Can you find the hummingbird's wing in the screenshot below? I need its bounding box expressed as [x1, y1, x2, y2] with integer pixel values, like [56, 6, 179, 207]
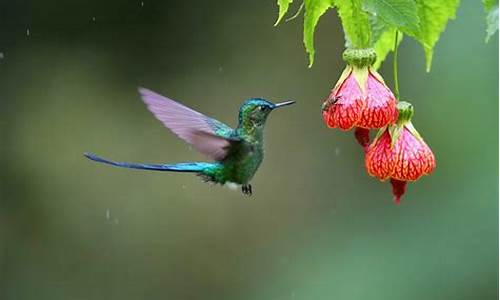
[139, 87, 237, 161]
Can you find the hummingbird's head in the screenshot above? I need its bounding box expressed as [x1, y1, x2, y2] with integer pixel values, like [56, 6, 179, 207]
[238, 98, 295, 128]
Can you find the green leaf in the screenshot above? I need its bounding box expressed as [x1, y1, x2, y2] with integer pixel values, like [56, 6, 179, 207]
[303, 0, 335, 67]
[275, 0, 294, 26]
[333, 0, 371, 48]
[362, 0, 420, 35]
[484, 0, 499, 42]
[413, 0, 460, 72]
[368, 12, 390, 44]
[367, 14, 403, 69]
[372, 27, 403, 69]
[484, 0, 497, 11]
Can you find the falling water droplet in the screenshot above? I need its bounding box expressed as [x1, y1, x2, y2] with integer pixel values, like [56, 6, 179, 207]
[140, 1, 144, 6]
[26, 29, 30, 36]
[92, 16, 96, 22]
[334, 147, 341, 156]
[0, 52, 4, 59]
[105, 209, 111, 220]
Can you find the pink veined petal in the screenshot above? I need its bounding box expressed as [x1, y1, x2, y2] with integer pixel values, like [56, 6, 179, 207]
[326, 71, 365, 131]
[357, 71, 398, 129]
[365, 130, 398, 181]
[392, 128, 436, 181]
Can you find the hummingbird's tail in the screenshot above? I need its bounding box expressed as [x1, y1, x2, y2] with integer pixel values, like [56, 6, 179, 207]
[84, 152, 215, 173]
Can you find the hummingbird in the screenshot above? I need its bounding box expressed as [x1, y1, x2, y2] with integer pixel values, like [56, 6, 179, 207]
[84, 88, 295, 196]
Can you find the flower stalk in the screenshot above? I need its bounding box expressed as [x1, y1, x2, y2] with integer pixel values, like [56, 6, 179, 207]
[393, 30, 400, 100]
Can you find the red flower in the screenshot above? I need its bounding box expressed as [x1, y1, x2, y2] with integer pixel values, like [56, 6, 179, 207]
[359, 70, 399, 129]
[322, 69, 364, 130]
[322, 49, 398, 131]
[365, 102, 436, 204]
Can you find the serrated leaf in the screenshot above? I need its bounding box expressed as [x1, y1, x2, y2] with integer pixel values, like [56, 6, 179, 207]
[368, 12, 390, 44]
[275, 0, 294, 26]
[372, 27, 403, 69]
[333, 0, 371, 48]
[303, 0, 335, 67]
[368, 14, 403, 69]
[363, 0, 420, 35]
[485, 3, 499, 42]
[414, 0, 460, 72]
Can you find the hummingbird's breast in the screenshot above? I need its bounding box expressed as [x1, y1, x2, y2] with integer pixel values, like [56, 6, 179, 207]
[222, 140, 263, 185]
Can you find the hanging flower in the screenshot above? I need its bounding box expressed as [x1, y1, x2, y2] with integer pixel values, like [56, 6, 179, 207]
[365, 102, 436, 204]
[322, 48, 398, 132]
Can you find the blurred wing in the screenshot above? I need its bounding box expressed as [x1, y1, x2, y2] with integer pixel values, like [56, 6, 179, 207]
[139, 87, 235, 161]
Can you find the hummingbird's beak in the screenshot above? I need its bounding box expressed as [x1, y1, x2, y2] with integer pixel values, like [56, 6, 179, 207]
[273, 100, 295, 109]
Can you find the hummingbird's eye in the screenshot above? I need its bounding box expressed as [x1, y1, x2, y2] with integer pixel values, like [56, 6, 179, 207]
[258, 105, 266, 111]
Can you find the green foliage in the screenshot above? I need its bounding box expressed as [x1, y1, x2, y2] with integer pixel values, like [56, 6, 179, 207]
[484, 0, 497, 10]
[483, 0, 499, 42]
[373, 27, 402, 69]
[274, 0, 461, 70]
[275, 0, 294, 25]
[334, 0, 371, 48]
[365, 0, 413, 69]
[413, 0, 460, 71]
[363, 0, 420, 35]
[304, 0, 335, 67]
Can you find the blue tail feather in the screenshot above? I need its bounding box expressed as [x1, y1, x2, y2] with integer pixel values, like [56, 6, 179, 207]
[84, 152, 213, 173]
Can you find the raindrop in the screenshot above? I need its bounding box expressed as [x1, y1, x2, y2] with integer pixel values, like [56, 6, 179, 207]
[140, 1, 144, 6]
[105, 209, 111, 220]
[0, 52, 4, 59]
[26, 29, 30, 36]
[92, 16, 96, 22]
[334, 147, 341, 156]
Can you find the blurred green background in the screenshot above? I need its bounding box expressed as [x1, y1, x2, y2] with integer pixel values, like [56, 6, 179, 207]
[0, 1, 498, 299]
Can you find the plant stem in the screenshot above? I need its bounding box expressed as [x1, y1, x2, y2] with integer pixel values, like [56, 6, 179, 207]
[285, 2, 304, 22]
[393, 30, 400, 100]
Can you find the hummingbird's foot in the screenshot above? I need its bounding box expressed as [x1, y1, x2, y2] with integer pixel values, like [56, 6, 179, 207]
[241, 184, 252, 196]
